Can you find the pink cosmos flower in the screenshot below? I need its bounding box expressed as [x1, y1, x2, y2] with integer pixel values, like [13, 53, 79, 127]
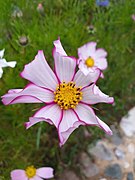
[37, 3, 44, 14]
[2, 39, 114, 146]
[78, 42, 108, 76]
[11, 165, 54, 180]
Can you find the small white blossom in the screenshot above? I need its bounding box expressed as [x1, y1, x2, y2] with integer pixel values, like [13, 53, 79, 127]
[0, 49, 17, 78]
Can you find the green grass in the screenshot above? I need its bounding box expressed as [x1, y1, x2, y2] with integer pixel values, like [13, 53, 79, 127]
[0, 0, 135, 179]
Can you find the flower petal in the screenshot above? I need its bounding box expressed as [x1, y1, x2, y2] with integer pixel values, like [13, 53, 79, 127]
[73, 69, 100, 88]
[78, 61, 94, 76]
[0, 49, 5, 58]
[53, 38, 67, 56]
[25, 117, 53, 129]
[81, 84, 114, 104]
[78, 42, 97, 60]
[94, 58, 107, 70]
[74, 103, 112, 135]
[6, 61, 17, 68]
[0, 67, 3, 78]
[94, 48, 107, 59]
[2, 84, 54, 105]
[74, 103, 98, 125]
[96, 116, 112, 135]
[100, 72, 104, 78]
[54, 53, 76, 83]
[0, 59, 8, 67]
[53, 38, 76, 82]
[21, 50, 58, 91]
[29, 176, 42, 180]
[36, 167, 54, 179]
[26, 104, 62, 128]
[58, 109, 84, 146]
[0, 58, 16, 68]
[11, 170, 28, 180]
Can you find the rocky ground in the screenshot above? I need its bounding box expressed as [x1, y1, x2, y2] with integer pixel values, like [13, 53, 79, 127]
[57, 107, 135, 180]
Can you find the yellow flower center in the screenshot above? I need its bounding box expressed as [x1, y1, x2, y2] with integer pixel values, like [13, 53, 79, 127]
[54, 81, 82, 110]
[25, 166, 36, 178]
[85, 57, 94, 67]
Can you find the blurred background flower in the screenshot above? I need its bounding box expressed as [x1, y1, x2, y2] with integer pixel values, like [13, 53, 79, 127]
[96, 0, 110, 7]
[11, 5, 23, 18]
[11, 165, 54, 180]
[131, 14, 135, 21]
[0, 49, 16, 78]
[37, 3, 45, 16]
[18, 36, 29, 46]
[86, 25, 97, 34]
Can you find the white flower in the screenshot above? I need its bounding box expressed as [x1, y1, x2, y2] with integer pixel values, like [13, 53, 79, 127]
[0, 49, 17, 78]
[78, 42, 108, 76]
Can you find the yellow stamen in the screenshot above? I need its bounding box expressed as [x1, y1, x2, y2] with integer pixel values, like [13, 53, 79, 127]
[54, 81, 83, 110]
[25, 166, 36, 178]
[85, 57, 94, 67]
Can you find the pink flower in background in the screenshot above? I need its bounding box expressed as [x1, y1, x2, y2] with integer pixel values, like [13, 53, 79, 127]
[131, 14, 135, 21]
[37, 3, 44, 15]
[2, 39, 114, 146]
[11, 165, 54, 180]
[78, 42, 108, 76]
[0, 49, 16, 78]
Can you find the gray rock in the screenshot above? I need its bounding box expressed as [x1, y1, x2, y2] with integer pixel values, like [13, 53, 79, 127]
[104, 164, 122, 179]
[80, 152, 99, 178]
[133, 159, 135, 172]
[107, 125, 123, 145]
[114, 148, 125, 159]
[57, 170, 80, 180]
[128, 143, 135, 153]
[111, 133, 123, 146]
[120, 107, 135, 137]
[127, 172, 134, 180]
[88, 142, 113, 161]
[123, 161, 130, 169]
[83, 129, 92, 138]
